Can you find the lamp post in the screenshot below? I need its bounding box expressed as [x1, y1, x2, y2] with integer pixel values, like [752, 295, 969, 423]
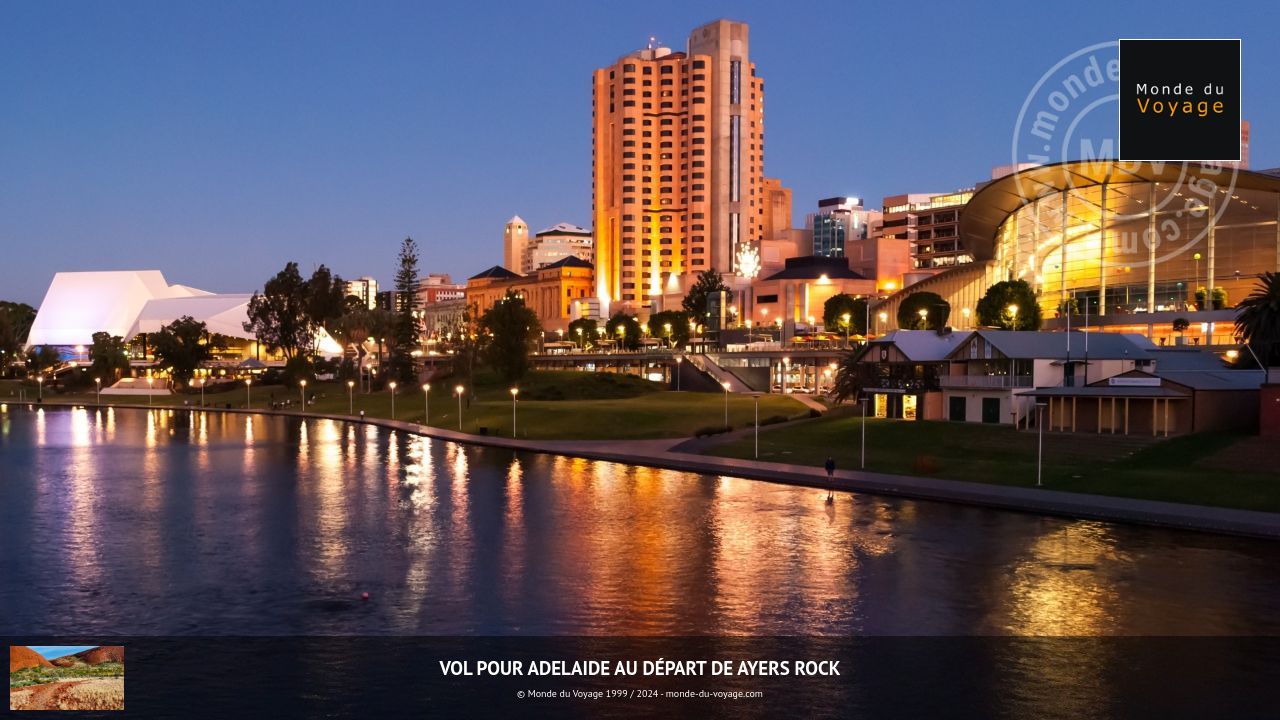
[860, 396, 869, 470]
[347, 380, 355, 415]
[510, 386, 519, 437]
[36, 375, 43, 402]
[198, 378, 205, 408]
[455, 385, 465, 431]
[918, 308, 928, 329]
[878, 311, 888, 334]
[751, 392, 761, 458]
[299, 379, 307, 409]
[1007, 304, 1019, 330]
[1194, 252, 1202, 304]
[576, 327, 583, 350]
[94, 377, 101, 406]
[664, 322, 672, 348]
[782, 356, 790, 395]
[722, 381, 731, 428]
[961, 307, 972, 328]
[245, 377, 252, 408]
[675, 355, 683, 391]
[842, 312, 852, 347]
[147, 376, 154, 406]
[422, 383, 431, 425]
[388, 380, 397, 419]
[1036, 402, 1048, 486]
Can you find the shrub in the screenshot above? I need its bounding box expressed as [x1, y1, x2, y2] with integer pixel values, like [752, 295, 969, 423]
[760, 415, 789, 426]
[693, 424, 733, 437]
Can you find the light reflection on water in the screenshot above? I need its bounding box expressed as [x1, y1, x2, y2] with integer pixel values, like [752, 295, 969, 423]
[1, 406, 1279, 637]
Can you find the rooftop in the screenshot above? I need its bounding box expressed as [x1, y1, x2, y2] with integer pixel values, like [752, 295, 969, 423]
[762, 256, 867, 281]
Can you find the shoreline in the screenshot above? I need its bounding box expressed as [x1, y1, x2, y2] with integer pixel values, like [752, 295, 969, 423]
[15, 399, 1280, 540]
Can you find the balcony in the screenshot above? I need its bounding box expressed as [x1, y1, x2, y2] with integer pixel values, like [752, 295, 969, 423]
[939, 375, 1033, 389]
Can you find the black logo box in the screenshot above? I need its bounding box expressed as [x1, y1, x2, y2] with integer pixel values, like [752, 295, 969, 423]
[1119, 39, 1241, 162]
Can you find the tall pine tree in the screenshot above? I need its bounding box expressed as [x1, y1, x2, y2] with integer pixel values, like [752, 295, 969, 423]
[388, 237, 421, 382]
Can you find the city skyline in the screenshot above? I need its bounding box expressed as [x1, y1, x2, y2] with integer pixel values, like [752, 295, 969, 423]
[4, 1, 1280, 304]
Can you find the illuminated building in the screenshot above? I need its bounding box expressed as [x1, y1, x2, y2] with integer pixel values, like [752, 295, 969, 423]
[465, 257, 595, 332]
[875, 161, 1280, 346]
[592, 19, 765, 311]
[344, 276, 379, 309]
[880, 189, 975, 271]
[503, 216, 529, 275]
[527, 223, 594, 274]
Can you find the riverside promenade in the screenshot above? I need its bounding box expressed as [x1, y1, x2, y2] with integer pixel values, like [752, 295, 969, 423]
[22, 400, 1280, 539]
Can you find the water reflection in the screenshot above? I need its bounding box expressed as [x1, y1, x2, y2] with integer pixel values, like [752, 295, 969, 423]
[2, 406, 1279, 638]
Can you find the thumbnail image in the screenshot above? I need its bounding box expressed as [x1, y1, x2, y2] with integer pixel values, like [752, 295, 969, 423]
[9, 646, 124, 712]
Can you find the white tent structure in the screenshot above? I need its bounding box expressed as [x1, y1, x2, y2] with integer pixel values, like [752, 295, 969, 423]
[26, 270, 344, 357]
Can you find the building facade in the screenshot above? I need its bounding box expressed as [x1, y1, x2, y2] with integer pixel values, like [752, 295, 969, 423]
[344, 276, 379, 309]
[527, 223, 594, 273]
[880, 190, 974, 271]
[465, 257, 595, 333]
[416, 273, 466, 305]
[592, 19, 765, 311]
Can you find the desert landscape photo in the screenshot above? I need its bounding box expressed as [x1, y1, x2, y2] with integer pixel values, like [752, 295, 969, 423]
[9, 645, 124, 711]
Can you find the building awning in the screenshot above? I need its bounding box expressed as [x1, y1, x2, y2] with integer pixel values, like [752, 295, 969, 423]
[1021, 386, 1188, 399]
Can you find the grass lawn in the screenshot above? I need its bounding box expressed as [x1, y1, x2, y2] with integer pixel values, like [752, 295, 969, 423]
[705, 410, 1280, 513]
[0, 371, 809, 441]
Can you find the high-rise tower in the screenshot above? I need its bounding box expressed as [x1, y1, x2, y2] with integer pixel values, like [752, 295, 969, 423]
[592, 19, 765, 311]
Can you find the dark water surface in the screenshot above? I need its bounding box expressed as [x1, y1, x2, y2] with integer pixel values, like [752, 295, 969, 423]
[3, 406, 1279, 637]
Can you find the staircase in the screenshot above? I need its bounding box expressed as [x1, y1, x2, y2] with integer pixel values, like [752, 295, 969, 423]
[686, 354, 751, 392]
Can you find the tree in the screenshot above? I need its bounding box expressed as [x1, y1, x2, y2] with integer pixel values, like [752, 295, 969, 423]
[479, 291, 540, 382]
[1172, 317, 1190, 339]
[25, 345, 61, 377]
[976, 280, 1041, 330]
[244, 262, 312, 360]
[151, 316, 212, 386]
[682, 268, 730, 319]
[387, 237, 421, 382]
[88, 332, 130, 384]
[605, 312, 642, 350]
[305, 265, 347, 342]
[823, 294, 867, 336]
[648, 310, 690, 348]
[0, 301, 35, 373]
[567, 318, 598, 349]
[898, 292, 950, 330]
[1235, 271, 1280, 366]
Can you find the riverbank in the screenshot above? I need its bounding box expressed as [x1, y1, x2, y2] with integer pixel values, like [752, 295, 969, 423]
[11, 399, 1280, 539]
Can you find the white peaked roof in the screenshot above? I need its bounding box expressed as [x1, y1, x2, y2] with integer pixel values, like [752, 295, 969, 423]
[128, 293, 255, 339]
[27, 270, 212, 347]
[507, 215, 526, 226]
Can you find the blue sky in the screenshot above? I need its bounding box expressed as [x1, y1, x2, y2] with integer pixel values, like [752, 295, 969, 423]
[3, 0, 1278, 304]
[28, 645, 96, 659]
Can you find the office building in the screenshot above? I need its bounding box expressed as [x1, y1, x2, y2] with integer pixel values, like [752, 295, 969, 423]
[465, 257, 595, 332]
[344, 276, 379, 309]
[880, 189, 974, 271]
[527, 223, 594, 273]
[417, 273, 466, 305]
[503, 216, 529, 273]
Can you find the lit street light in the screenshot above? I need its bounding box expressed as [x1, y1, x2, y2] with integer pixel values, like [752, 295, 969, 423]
[675, 355, 683, 391]
[751, 391, 761, 458]
[842, 312, 852, 347]
[388, 380, 397, 419]
[722, 381, 731, 427]
[1007, 304, 1020, 330]
[860, 396, 869, 469]
[299, 379, 307, 409]
[147, 376, 154, 406]
[347, 380, 355, 415]
[94, 377, 101, 406]
[198, 377, 205, 408]
[878, 311, 888, 334]
[36, 375, 44, 402]
[455, 385, 465, 431]
[782, 356, 791, 395]
[510, 386, 519, 437]
[245, 377, 252, 408]
[422, 383, 431, 425]
[1036, 402, 1048, 486]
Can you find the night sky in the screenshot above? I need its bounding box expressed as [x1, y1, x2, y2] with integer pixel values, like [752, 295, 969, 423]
[3, 0, 1277, 304]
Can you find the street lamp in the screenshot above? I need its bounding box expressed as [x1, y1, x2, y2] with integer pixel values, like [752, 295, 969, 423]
[388, 380, 397, 419]
[510, 386, 519, 437]
[860, 396, 869, 469]
[878, 311, 888, 334]
[245, 377, 252, 408]
[94, 377, 101, 406]
[422, 383, 431, 425]
[722, 381, 731, 427]
[842, 312, 852, 347]
[663, 322, 672, 347]
[782, 356, 791, 395]
[576, 326, 583, 350]
[751, 392, 761, 458]
[347, 380, 355, 415]
[198, 378, 205, 408]
[1036, 402, 1048, 486]
[147, 376, 154, 406]
[918, 308, 928, 329]
[675, 355, 683, 391]
[1007, 304, 1019, 330]
[36, 375, 44, 402]
[455, 385, 465, 430]
[299, 379, 307, 409]
[961, 307, 971, 327]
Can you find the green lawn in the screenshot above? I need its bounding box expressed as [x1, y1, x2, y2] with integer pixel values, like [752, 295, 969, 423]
[705, 410, 1280, 513]
[0, 371, 809, 441]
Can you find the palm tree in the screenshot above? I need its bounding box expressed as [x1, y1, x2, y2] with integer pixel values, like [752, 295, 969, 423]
[1235, 272, 1280, 366]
